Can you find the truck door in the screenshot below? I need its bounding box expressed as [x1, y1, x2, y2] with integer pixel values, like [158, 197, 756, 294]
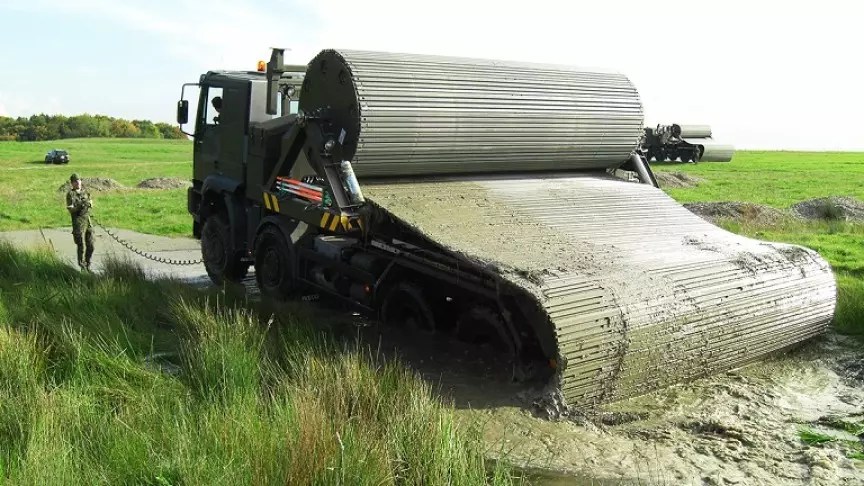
[215, 83, 248, 181]
[193, 80, 249, 183]
[194, 85, 223, 182]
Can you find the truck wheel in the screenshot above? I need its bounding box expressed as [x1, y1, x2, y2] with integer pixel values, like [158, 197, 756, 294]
[455, 305, 515, 356]
[380, 281, 436, 333]
[201, 213, 248, 285]
[254, 225, 297, 300]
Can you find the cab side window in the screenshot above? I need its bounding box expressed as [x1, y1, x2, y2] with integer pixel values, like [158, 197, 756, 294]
[205, 87, 224, 125]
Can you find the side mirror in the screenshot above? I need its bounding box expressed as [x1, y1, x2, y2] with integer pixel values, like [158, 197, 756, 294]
[177, 100, 189, 125]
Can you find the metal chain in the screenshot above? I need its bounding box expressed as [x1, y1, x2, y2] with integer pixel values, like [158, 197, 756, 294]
[90, 214, 204, 266]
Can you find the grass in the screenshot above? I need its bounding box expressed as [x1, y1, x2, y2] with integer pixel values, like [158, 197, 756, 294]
[797, 422, 864, 462]
[0, 138, 193, 236]
[652, 151, 864, 207]
[797, 428, 838, 446]
[0, 241, 518, 485]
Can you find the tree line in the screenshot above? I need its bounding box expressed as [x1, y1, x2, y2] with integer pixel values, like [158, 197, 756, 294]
[0, 114, 187, 141]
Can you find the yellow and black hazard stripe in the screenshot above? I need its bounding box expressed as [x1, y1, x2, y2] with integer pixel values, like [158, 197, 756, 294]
[319, 212, 365, 232]
[262, 192, 281, 213]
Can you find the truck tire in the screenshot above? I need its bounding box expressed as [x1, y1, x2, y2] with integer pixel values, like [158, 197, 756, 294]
[455, 305, 515, 355]
[253, 225, 297, 300]
[380, 281, 436, 333]
[201, 213, 249, 285]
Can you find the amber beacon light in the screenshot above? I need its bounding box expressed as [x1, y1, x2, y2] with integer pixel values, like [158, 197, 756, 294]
[257, 60, 266, 72]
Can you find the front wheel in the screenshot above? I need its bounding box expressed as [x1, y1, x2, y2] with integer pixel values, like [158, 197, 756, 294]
[253, 225, 297, 300]
[201, 213, 249, 285]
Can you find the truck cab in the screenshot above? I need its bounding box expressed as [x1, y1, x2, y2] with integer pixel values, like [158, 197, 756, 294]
[176, 61, 308, 284]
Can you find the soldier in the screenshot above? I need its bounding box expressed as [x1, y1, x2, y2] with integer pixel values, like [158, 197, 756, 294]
[65, 173, 95, 271]
[211, 96, 222, 124]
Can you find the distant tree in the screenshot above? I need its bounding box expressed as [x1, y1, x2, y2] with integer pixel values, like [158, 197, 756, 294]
[109, 119, 140, 138]
[132, 119, 161, 138]
[0, 113, 189, 141]
[155, 122, 186, 139]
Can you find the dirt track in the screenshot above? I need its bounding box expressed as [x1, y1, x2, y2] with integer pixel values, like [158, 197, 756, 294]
[0, 226, 209, 283]
[1, 226, 862, 485]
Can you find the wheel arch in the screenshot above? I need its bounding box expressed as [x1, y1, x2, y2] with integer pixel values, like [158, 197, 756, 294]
[253, 215, 310, 251]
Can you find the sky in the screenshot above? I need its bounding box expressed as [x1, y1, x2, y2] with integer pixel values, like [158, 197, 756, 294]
[0, 0, 861, 151]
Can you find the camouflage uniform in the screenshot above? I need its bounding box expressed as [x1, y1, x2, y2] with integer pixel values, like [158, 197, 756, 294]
[66, 174, 94, 270]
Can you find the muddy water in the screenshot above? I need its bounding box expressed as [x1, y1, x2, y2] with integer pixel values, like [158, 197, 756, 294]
[458, 332, 864, 485]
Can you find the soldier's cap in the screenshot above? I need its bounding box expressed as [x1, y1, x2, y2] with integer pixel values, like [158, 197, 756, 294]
[70, 173, 79, 182]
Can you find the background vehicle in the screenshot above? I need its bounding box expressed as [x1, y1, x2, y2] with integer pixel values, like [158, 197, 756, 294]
[175, 48, 835, 411]
[638, 123, 735, 163]
[45, 149, 69, 164]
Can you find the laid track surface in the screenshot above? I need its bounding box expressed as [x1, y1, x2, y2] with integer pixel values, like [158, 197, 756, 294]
[361, 171, 837, 409]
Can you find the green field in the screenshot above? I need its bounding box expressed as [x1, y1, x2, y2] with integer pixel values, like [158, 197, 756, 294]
[0, 138, 193, 236]
[653, 151, 864, 207]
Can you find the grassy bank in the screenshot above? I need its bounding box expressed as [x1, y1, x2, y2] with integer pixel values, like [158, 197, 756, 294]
[652, 151, 864, 207]
[0, 241, 516, 485]
[0, 138, 192, 235]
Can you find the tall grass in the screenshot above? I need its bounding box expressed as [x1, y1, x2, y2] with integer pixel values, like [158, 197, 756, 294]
[0, 241, 517, 485]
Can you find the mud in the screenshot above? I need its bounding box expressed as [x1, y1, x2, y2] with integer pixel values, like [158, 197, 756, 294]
[56, 177, 125, 193]
[654, 171, 705, 189]
[685, 201, 791, 225]
[453, 332, 864, 486]
[792, 197, 864, 222]
[136, 177, 191, 190]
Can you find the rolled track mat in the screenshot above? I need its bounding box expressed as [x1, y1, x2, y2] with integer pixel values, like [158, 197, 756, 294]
[695, 141, 736, 162]
[361, 172, 836, 408]
[298, 49, 645, 178]
[678, 124, 713, 138]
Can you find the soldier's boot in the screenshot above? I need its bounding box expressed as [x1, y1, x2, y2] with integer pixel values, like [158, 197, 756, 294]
[73, 231, 85, 270]
[84, 228, 95, 271]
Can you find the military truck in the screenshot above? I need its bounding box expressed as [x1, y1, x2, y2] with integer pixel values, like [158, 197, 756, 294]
[639, 123, 735, 163]
[176, 48, 835, 411]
